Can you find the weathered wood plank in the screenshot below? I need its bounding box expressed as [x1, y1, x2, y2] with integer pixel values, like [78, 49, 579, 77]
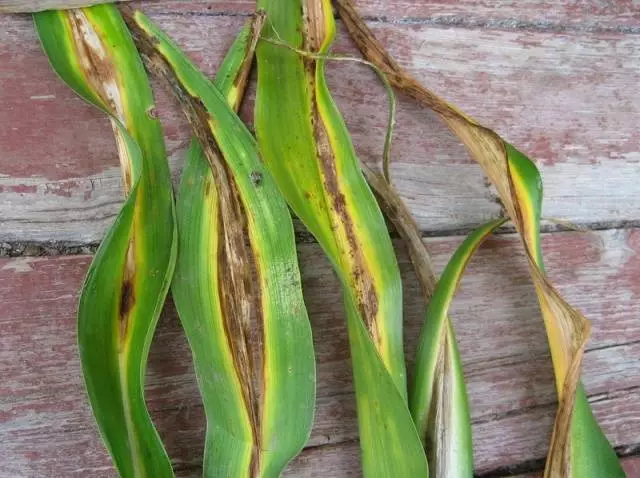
[1, 14, 638, 242]
[0, 0, 130, 12]
[5, 0, 634, 29]
[336, 0, 640, 28]
[2, 229, 638, 475]
[289, 448, 640, 478]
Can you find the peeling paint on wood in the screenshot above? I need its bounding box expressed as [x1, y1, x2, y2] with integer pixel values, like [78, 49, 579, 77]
[5, 0, 631, 30]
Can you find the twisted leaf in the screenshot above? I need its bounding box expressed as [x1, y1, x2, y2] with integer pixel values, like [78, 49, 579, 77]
[365, 168, 506, 477]
[122, 9, 316, 477]
[335, 1, 624, 476]
[35, 6, 176, 477]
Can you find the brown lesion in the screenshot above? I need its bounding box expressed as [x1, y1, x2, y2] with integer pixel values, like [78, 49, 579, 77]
[302, 0, 326, 53]
[214, 158, 263, 476]
[117, 241, 136, 344]
[67, 11, 137, 193]
[302, 0, 380, 341]
[228, 11, 266, 112]
[314, 112, 379, 336]
[66, 10, 139, 343]
[67, 10, 125, 120]
[111, 125, 134, 194]
[119, 278, 135, 320]
[122, 10, 265, 475]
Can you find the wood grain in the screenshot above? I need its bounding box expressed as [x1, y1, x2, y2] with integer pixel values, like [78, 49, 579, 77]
[4, 1, 635, 29]
[0, 0, 130, 12]
[1, 1, 638, 476]
[1, 13, 638, 242]
[2, 229, 638, 476]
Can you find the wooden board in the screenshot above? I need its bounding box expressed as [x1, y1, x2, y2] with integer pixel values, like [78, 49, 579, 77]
[3, 1, 638, 29]
[0, 0, 128, 12]
[1, 11, 639, 242]
[2, 230, 639, 476]
[135, 1, 640, 30]
[1, 0, 639, 476]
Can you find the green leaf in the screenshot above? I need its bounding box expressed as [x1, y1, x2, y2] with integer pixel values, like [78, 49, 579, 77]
[35, 6, 177, 477]
[334, 1, 624, 476]
[411, 218, 505, 478]
[123, 10, 316, 476]
[254, 1, 429, 476]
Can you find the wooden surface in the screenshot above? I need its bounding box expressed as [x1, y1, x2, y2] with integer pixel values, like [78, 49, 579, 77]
[0, 0, 129, 12]
[0, 1, 639, 477]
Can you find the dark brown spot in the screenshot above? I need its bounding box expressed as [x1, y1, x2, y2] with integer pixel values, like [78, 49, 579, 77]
[118, 279, 136, 321]
[204, 178, 212, 197]
[123, 167, 132, 189]
[250, 170, 263, 187]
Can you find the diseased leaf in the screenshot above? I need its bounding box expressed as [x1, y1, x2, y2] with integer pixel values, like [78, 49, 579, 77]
[122, 9, 316, 477]
[35, 5, 176, 477]
[254, 1, 429, 476]
[409, 218, 505, 478]
[335, 1, 624, 476]
[366, 165, 505, 477]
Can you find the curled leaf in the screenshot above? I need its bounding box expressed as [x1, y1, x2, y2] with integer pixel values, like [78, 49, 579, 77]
[366, 165, 505, 477]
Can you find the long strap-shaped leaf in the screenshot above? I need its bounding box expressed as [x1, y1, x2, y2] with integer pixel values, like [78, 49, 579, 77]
[410, 218, 506, 478]
[366, 168, 508, 477]
[334, 1, 624, 476]
[35, 6, 177, 477]
[254, 1, 428, 476]
[122, 9, 316, 477]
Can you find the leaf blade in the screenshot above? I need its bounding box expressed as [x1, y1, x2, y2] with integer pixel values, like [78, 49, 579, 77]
[125, 10, 316, 476]
[35, 5, 177, 476]
[334, 2, 624, 476]
[255, 1, 429, 475]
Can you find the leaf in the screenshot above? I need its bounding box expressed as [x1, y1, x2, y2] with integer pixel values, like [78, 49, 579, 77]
[35, 6, 177, 477]
[254, 1, 429, 476]
[122, 9, 316, 476]
[409, 218, 505, 478]
[334, 1, 625, 476]
[367, 166, 506, 477]
[365, 167, 506, 477]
